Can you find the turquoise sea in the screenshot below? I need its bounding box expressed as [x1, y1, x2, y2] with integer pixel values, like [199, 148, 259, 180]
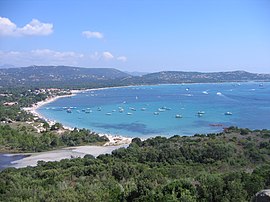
[38, 82, 270, 138]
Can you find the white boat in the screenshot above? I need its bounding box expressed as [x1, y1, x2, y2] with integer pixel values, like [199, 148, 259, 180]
[225, 112, 232, 115]
[119, 109, 124, 113]
[197, 111, 205, 115]
[158, 108, 166, 112]
[129, 107, 136, 111]
[154, 112, 159, 115]
[127, 112, 132, 115]
[141, 108, 146, 111]
[106, 113, 112, 115]
[66, 109, 72, 113]
[175, 114, 182, 118]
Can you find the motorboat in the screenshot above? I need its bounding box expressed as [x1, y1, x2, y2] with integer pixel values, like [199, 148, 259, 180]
[175, 114, 182, 118]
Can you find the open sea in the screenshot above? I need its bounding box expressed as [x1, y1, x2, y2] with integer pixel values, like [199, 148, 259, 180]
[37, 82, 270, 138]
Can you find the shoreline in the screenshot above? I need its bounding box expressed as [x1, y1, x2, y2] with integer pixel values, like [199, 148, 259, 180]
[22, 88, 133, 146]
[23, 90, 80, 129]
[2, 144, 129, 169]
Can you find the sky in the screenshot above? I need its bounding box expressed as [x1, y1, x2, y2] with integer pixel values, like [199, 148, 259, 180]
[0, 0, 270, 73]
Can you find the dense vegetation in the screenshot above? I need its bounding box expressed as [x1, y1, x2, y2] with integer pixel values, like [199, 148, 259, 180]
[0, 87, 69, 108]
[1, 127, 269, 201]
[0, 86, 110, 152]
[0, 87, 46, 122]
[0, 124, 108, 152]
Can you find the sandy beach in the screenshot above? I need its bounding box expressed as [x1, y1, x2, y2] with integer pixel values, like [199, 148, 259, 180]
[23, 90, 80, 127]
[22, 88, 133, 145]
[9, 144, 129, 168]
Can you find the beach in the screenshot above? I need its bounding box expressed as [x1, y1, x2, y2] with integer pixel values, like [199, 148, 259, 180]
[22, 89, 132, 145]
[23, 90, 79, 127]
[7, 144, 128, 168]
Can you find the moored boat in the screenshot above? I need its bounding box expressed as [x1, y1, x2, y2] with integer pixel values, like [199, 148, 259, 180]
[175, 114, 182, 118]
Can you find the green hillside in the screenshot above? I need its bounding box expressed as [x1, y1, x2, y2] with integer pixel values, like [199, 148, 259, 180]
[1, 127, 269, 201]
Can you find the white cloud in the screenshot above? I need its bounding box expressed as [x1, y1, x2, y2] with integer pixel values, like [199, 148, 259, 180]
[82, 31, 103, 39]
[0, 49, 82, 66]
[0, 49, 127, 67]
[102, 51, 114, 60]
[0, 17, 17, 36]
[0, 17, 53, 37]
[117, 56, 127, 62]
[18, 19, 53, 36]
[31, 49, 82, 58]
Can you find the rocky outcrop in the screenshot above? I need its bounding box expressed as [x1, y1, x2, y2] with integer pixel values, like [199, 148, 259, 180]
[253, 189, 270, 202]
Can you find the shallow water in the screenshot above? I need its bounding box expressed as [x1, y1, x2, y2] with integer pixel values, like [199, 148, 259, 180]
[0, 154, 29, 170]
[38, 82, 270, 138]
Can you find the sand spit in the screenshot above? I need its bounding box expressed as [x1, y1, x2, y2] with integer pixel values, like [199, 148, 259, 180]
[10, 144, 128, 168]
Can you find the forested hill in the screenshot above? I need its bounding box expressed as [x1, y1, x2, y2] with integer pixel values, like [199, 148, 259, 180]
[0, 127, 269, 201]
[0, 66, 131, 88]
[125, 70, 270, 84]
[0, 66, 270, 88]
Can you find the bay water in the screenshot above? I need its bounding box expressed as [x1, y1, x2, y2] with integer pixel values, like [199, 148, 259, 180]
[38, 82, 270, 138]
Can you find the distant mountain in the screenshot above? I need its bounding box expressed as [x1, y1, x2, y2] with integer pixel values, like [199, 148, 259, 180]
[0, 66, 130, 88]
[124, 71, 149, 76]
[0, 64, 16, 69]
[125, 70, 270, 85]
[0, 66, 269, 88]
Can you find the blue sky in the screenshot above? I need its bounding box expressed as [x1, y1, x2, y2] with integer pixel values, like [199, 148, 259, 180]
[0, 0, 270, 73]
